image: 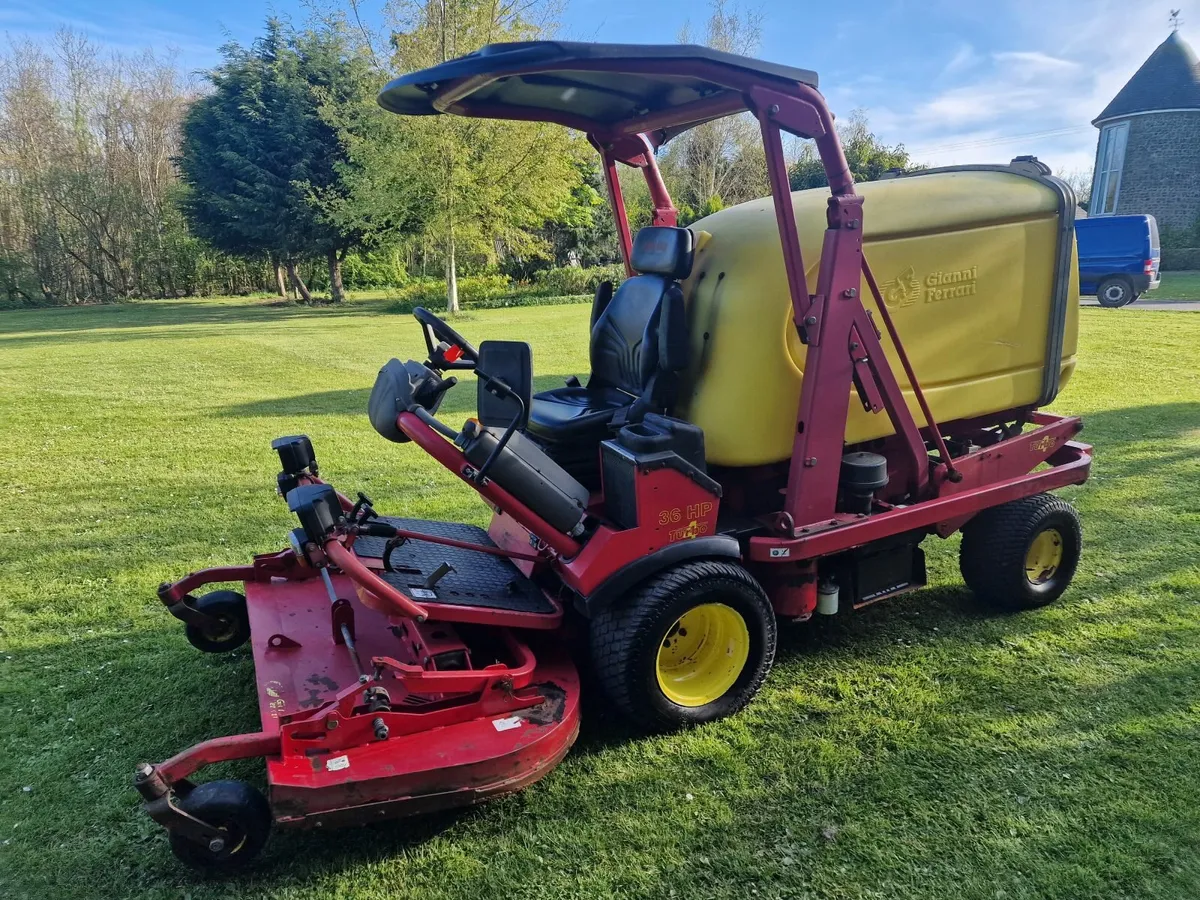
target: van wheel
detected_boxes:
[960,493,1082,610]
[1097,277,1132,308]
[590,560,776,732]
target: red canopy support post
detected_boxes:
[752,88,934,530]
[639,146,678,227]
[600,150,634,277]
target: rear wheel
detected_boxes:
[590,560,776,732]
[960,493,1082,610]
[1097,277,1133,308]
[168,780,271,872]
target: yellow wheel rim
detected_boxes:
[1025,528,1065,585]
[655,603,750,708]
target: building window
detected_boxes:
[1093,122,1129,215]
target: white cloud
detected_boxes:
[941,43,979,77]
[852,0,1200,176]
[991,50,1080,71]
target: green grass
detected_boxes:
[1,296,1198,899]
[1155,270,1200,300]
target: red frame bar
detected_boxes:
[324,539,430,621]
[158,731,281,783]
[749,441,1091,562]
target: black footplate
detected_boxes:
[357,518,555,615]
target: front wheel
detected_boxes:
[960,493,1082,610]
[1097,277,1133,308]
[590,560,776,732]
[184,591,250,653]
[168,780,272,872]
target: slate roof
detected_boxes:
[1094,31,1200,124]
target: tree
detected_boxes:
[788,110,922,191]
[331,0,585,313]
[659,0,767,212]
[1059,168,1092,213]
[0,32,202,304]
[178,19,370,302]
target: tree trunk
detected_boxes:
[285,259,312,303]
[273,256,287,298]
[444,227,459,314]
[327,248,345,303]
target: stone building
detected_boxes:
[1090,30,1200,228]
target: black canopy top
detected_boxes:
[377,41,818,139]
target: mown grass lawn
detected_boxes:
[1156,270,1200,300]
[1,297,1198,900]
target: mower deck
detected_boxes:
[243,577,579,826]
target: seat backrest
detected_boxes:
[589,226,694,397]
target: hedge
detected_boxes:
[533,263,626,296]
[1160,247,1200,271]
[387,292,591,315]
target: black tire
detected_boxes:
[1096,277,1133,308]
[184,591,250,653]
[589,560,776,732]
[1121,291,1141,307]
[960,493,1082,610]
[168,780,272,872]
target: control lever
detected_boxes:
[415,372,458,410]
[423,562,455,591]
[349,491,376,524]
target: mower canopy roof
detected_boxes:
[377,41,819,143]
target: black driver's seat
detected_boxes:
[526,226,694,481]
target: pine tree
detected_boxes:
[178,19,369,302]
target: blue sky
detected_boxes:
[6,0,1198,177]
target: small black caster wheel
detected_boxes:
[168,780,272,873]
[184,591,250,653]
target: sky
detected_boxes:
[4,0,1198,179]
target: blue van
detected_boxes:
[1075,214,1160,307]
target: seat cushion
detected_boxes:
[527,385,634,443]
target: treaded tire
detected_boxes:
[1097,277,1133,308]
[184,590,250,653]
[589,560,776,732]
[960,493,1082,610]
[168,780,272,872]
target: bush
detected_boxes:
[387,291,591,315]
[389,274,512,308]
[1161,248,1200,271]
[533,264,625,296]
[340,250,408,289]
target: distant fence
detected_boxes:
[1161,248,1200,270]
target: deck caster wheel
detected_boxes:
[168,780,271,873]
[960,493,1082,610]
[590,560,776,732]
[184,591,250,653]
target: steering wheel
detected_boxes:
[413,307,479,371]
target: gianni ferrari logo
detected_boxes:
[659,502,714,542]
[880,264,979,308]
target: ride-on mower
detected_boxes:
[136,42,1092,871]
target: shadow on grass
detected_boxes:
[0,297,399,339]
[215,374,582,420]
